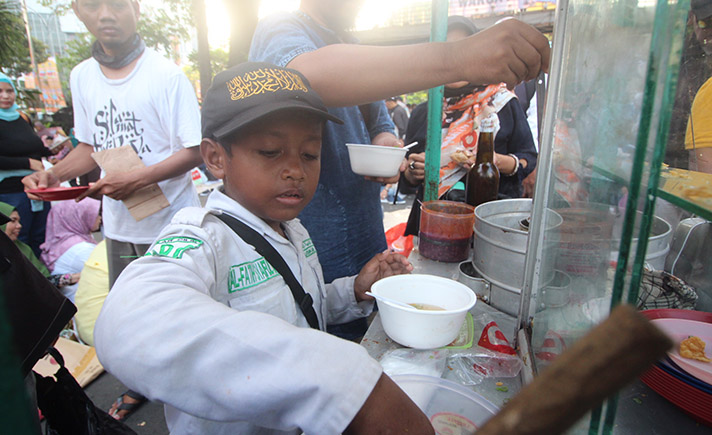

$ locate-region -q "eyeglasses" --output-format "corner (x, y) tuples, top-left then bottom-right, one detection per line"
(698, 16), (712, 29)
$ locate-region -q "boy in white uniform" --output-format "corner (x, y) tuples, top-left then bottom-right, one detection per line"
(94, 63), (434, 434)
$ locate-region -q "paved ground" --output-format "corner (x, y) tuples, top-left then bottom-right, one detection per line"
(82, 196), (416, 434)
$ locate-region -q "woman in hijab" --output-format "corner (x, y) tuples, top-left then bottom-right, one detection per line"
(0, 72), (52, 257)
(40, 198), (101, 274)
(0, 201), (79, 294)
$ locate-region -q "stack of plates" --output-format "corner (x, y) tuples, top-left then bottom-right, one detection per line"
(640, 309), (712, 426)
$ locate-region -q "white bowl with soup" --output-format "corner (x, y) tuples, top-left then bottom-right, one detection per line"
(370, 274), (477, 349)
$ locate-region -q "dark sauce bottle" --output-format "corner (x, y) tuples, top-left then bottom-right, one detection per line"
(466, 114), (500, 208)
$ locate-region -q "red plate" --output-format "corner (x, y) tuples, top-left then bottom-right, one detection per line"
(27, 186), (89, 201)
(639, 309), (712, 427)
(641, 309), (712, 323)
(652, 318), (712, 385)
(641, 365), (712, 426)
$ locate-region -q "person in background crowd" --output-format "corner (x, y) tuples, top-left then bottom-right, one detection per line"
(51, 106), (102, 186)
(249, 0), (549, 339)
(0, 201), (80, 289)
(0, 72), (52, 257)
(396, 96), (410, 116)
(23, 0), (203, 421)
(40, 198), (101, 302)
(399, 16), (538, 236)
(386, 96), (409, 140)
(73, 239), (109, 346)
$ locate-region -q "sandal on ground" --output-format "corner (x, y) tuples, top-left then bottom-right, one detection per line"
(108, 390), (146, 421)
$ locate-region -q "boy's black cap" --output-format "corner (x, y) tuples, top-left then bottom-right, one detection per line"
(692, 0), (712, 19)
(201, 62), (343, 140)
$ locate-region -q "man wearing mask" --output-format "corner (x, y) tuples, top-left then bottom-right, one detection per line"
(23, 0), (203, 420)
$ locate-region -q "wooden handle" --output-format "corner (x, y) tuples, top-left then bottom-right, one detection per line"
(477, 304), (672, 435)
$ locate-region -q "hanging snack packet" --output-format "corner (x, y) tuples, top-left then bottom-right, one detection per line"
(447, 315), (523, 385)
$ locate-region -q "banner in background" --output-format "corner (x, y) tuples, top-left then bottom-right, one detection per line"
(21, 57), (67, 114)
(37, 57), (67, 113)
(449, 0), (556, 16)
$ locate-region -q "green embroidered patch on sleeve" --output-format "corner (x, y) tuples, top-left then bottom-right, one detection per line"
(228, 257), (280, 293)
(145, 236), (204, 259)
(302, 238), (316, 258)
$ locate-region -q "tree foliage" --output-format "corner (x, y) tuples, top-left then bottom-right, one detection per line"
(38, 0), (194, 61)
(187, 47), (229, 78)
(0, 0), (49, 77)
(56, 32), (93, 105)
(33, 0), (196, 104)
(405, 90), (428, 106)
(138, 0), (193, 61)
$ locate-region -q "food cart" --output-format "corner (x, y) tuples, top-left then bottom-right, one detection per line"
(363, 0), (712, 432)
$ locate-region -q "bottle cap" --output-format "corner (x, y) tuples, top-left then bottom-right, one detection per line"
(479, 113), (496, 132)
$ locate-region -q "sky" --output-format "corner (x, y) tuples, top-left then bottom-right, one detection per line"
(25, 0), (414, 49)
(204, 0), (413, 48)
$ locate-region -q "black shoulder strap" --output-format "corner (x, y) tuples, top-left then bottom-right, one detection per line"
(215, 213), (320, 330)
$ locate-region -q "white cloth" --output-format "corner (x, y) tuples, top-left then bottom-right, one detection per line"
(94, 188), (382, 434)
(52, 242), (96, 303)
(70, 48), (201, 244)
(52, 241), (96, 275)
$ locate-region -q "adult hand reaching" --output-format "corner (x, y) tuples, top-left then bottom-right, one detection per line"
(451, 18), (550, 89)
(76, 170), (146, 202)
(22, 170), (61, 200)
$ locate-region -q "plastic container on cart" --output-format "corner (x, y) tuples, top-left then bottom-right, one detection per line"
(419, 201), (475, 263)
(391, 374), (499, 434)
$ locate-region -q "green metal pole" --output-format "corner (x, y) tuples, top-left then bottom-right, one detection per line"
(423, 0), (448, 202)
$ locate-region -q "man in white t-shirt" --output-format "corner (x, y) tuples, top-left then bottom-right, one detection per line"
(23, 0), (202, 420)
(24, 0), (201, 281)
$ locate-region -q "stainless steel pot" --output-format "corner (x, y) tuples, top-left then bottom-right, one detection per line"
(472, 199), (562, 315)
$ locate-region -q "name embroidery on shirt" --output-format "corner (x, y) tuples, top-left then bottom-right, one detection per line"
(302, 238), (316, 258)
(228, 257), (279, 293)
(226, 68), (308, 101)
(145, 236), (203, 259)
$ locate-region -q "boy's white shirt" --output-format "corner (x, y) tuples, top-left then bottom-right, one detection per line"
(94, 188), (381, 434)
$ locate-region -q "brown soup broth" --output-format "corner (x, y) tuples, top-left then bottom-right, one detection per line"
(409, 303), (446, 311)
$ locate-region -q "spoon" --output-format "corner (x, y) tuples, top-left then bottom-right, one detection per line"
(403, 141), (419, 150)
(364, 292), (419, 310)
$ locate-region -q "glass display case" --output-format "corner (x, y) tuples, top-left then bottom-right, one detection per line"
(520, 0), (711, 431)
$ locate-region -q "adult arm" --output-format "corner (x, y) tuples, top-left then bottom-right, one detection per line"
(0, 155), (40, 170)
(500, 99), (538, 177)
(288, 19), (550, 107)
(690, 147), (712, 173)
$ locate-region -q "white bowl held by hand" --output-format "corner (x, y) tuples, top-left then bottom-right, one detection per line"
(371, 274), (477, 349)
(346, 143), (407, 178)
